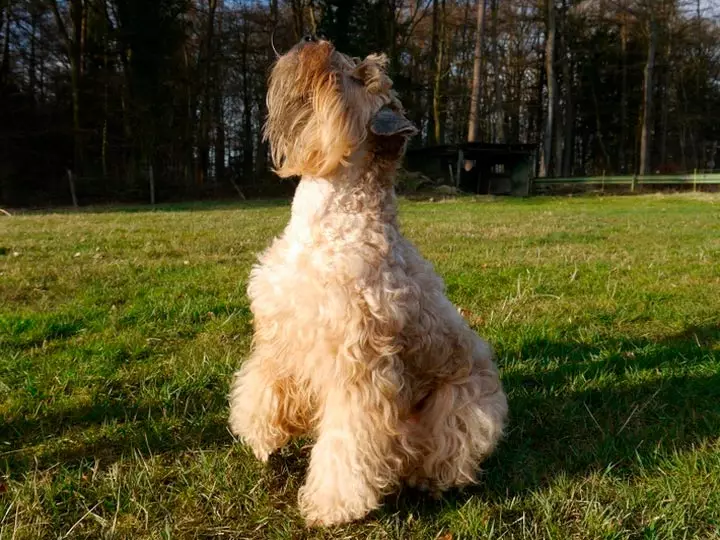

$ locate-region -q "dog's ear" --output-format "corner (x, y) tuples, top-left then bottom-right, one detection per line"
(370, 106), (418, 138)
(352, 54), (391, 94)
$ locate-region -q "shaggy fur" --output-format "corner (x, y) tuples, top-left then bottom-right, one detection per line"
(228, 37), (508, 527)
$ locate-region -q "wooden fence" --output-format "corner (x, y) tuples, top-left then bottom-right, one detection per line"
(531, 172), (720, 194)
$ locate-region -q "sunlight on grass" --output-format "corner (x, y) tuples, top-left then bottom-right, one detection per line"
(1, 195), (719, 539)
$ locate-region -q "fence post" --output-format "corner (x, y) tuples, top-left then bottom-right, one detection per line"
(67, 169), (78, 208)
(526, 160), (533, 196)
(456, 149), (463, 188)
(601, 170), (605, 193)
(631, 174), (637, 193)
(149, 165), (156, 206)
(693, 168), (698, 192)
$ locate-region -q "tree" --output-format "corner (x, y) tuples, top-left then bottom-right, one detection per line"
(431, 0), (447, 144)
(489, 0), (504, 143)
(540, 0), (557, 177)
(48, 0), (85, 176)
(197, 0), (219, 185)
(467, 0), (487, 143)
(3, 0), (720, 207)
(638, 13), (658, 175)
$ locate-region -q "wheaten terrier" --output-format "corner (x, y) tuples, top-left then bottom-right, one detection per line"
(229, 35), (508, 527)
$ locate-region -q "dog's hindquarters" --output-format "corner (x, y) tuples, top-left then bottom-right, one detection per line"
(404, 337), (507, 492)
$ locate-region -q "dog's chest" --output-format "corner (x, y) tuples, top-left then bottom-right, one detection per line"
(248, 178), (444, 335)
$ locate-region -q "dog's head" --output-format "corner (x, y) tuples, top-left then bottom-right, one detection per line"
(264, 35), (418, 178)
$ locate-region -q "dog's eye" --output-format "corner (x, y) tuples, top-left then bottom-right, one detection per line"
(349, 74), (364, 86)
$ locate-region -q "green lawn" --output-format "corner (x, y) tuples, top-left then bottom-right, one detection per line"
(1, 194), (719, 539)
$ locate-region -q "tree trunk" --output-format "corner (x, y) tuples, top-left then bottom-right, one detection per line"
(119, 44), (134, 186)
(562, 71), (575, 176)
(561, 16), (574, 176)
(659, 39), (671, 169)
(639, 16), (657, 176)
(680, 123), (687, 172)
(102, 28), (109, 178)
(580, 131), (589, 176)
(432, 0), (446, 144)
(388, 0), (398, 75)
(490, 0), (504, 143)
(412, 68), (424, 147)
(540, 0), (556, 177)
(554, 83), (563, 175)
(198, 0), (218, 186)
(241, 16), (253, 181)
(270, 0), (279, 34)
(307, 0), (317, 35)
(29, 6), (38, 98)
(429, 0), (440, 144)
(532, 39), (545, 148)
(467, 0), (487, 142)
(214, 3), (225, 186)
(80, 0), (87, 76)
(255, 90), (266, 180)
(49, 0), (84, 176)
(71, 0), (83, 175)
(148, 164), (155, 206)
(291, 0), (304, 41)
(183, 42), (193, 189)
(1, 2), (11, 86)
(590, 72), (611, 171)
(553, 2), (565, 168)
(67, 169), (78, 208)
(256, 0), (278, 178)
(510, 45), (521, 143)
(618, 18), (628, 172)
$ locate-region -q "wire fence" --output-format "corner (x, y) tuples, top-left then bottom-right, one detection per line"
(532, 172), (720, 194)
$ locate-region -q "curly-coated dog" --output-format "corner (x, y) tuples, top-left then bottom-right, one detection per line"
(229, 35), (508, 527)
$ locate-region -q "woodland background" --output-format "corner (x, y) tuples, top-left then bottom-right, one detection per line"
(1, 0), (720, 206)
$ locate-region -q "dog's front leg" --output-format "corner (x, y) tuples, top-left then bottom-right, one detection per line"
(228, 343), (306, 462)
(298, 374), (403, 527)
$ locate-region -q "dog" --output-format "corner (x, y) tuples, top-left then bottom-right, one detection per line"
(229, 35), (508, 527)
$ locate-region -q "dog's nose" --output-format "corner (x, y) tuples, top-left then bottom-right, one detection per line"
(302, 34), (318, 43)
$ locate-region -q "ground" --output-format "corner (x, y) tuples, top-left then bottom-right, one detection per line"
(1, 194), (719, 539)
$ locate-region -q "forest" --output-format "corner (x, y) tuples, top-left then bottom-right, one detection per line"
(1, 0), (719, 206)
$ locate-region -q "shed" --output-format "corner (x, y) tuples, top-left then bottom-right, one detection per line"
(404, 142), (537, 196)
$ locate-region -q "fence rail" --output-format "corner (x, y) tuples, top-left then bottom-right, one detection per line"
(532, 172), (720, 192)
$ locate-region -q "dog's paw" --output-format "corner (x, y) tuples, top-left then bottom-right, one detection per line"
(232, 433), (274, 463)
(298, 482), (377, 527)
(229, 417), (285, 464)
(298, 493), (365, 527)
(246, 438), (277, 463)
(251, 445), (271, 463)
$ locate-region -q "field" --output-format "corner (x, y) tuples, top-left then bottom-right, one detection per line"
(1, 194), (719, 539)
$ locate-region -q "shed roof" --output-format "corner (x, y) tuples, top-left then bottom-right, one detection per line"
(406, 142), (537, 159)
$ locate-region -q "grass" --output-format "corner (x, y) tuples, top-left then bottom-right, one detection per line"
(1, 193), (719, 539)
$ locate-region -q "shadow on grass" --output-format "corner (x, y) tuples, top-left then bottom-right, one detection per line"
(3, 323), (719, 522)
(380, 322), (720, 519)
(0, 369), (233, 476)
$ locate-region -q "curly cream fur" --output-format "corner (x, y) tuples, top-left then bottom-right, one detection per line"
(229, 38), (508, 527)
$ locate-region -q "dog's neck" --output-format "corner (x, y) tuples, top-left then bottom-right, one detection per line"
(289, 162), (399, 238)
(296, 159), (398, 214)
